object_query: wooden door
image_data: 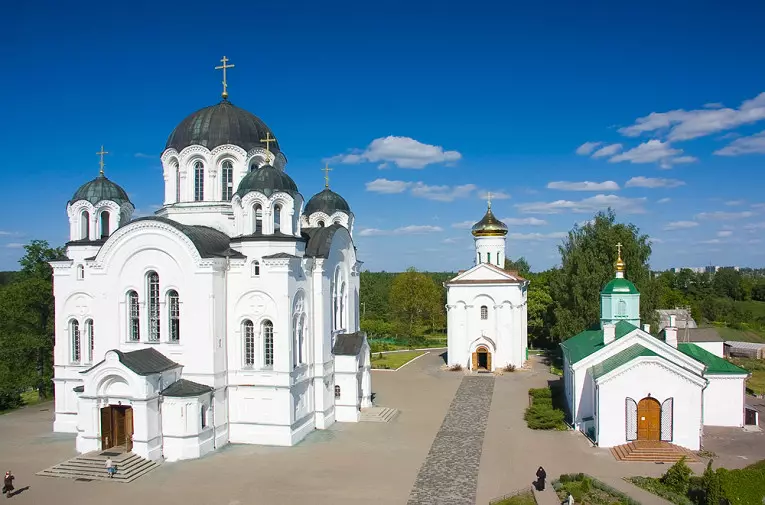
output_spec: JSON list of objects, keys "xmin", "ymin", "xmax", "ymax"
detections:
[
  {"xmin": 486, "ymin": 352, "xmax": 492, "ymax": 371},
  {"xmin": 471, "ymin": 352, "xmax": 478, "ymax": 370},
  {"xmin": 101, "ymin": 407, "xmax": 113, "ymax": 449},
  {"xmin": 125, "ymin": 407, "xmax": 134, "ymax": 452},
  {"xmin": 637, "ymin": 397, "xmax": 661, "ymax": 441},
  {"xmin": 113, "ymin": 407, "xmax": 126, "ymax": 447}
]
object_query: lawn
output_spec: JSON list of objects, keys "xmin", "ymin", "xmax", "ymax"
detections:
[
  {"xmin": 0, "ymin": 390, "xmax": 46, "ymax": 415},
  {"xmin": 731, "ymin": 357, "xmax": 765, "ymax": 396},
  {"xmin": 369, "ymin": 335, "xmax": 447, "ymax": 353},
  {"xmin": 370, "ymin": 350, "xmax": 425, "ymax": 370},
  {"xmin": 553, "ymin": 474, "xmax": 638, "ymax": 505},
  {"xmin": 712, "ymin": 325, "xmax": 765, "ymax": 344},
  {"xmin": 491, "ymin": 490, "xmax": 536, "ymax": 505}
]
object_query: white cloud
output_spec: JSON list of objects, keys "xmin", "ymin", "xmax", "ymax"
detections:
[
  {"xmin": 657, "ymin": 198, "xmax": 671, "ymax": 204},
  {"xmin": 442, "ymin": 237, "xmax": 462, "ymax": 244},
  {"xmin": 725, "ymin": 200, "xmax": 745, "ymax": 206},
  {"xmin": 0, "ymin": 231, "xmax": 14, "ymax": 236},
  {"xmin": 695, "ymin": 211, "xmax": 754, "ymax": 221},
  {"xmin": 714, "ymin": 130, "xmax": 765, "ymax": 156},
  {"xmin": 327, "ymin": 136, "xmax": 461, "ymax": 169},
  {"xmin": 717, "ymin": 230, "xmax": 733, "ymax": 237},
  {"xmin": 591, "ymin": 143, "xmax": 623, "ymax": 158},
  {"xmin": 365, "ymin": 178, "xmax": 411, "ymax": 194},
  {"xmin": 618, "ymin": 92, "xmax": 765, "ymax": 141},
  {"xmin": 576, "ymin": 142, "xmax": 601, "ymax": 155},
  {"xmin": 664, "ymin": 221, "xmax": 698, "ymax": 231},
  {"xmin": 358, "ymin": 225, "xmax": 443, "ymax": 237},
  {"xmin": 608, "ymin": 140, "xmax": 695, "ymax": 168},
  {"xmin": 744, "ymin": 222, "xmax": 765, "ymax": 230},
  {"xmin": 507, "ymin": 232, "xmax": 567, "ymax": 241},
  {"xmin": 4, "ymin": 243, "xmax": 24, "ymax": 249},
  {"xmin": 134, "ymin": 152, "xmax": 154, "ymax": 159},
  {"xmin": 410, "ymin": 182, "xmax": 477, "ymax": 202},
  {"xmin": 516, "ymin": 194, "xmax": 647, "ymax": 214},
  {"xmin": 478, "ymin": 190, "xmax": 511, "ymax": 200},
  {"xmin": 624, "ymin": 176, "xmax": 685, "ymax": 189},
  {"xmin": 704, "ymin": 103, "xmax": 724, "ymax": 109},
  {"xmin": 547, "ymin": 180, "xmax": 620, "ymax": 191},
  {"xmin": 451, "ymin": 216, "xmax": 548, "ymax": 229},
  {"xmin": 699, "ymin": 239, "xmax": 722, "ymax": 244},
  {"xmin": 577, "ymin": 219, "xmax": 595, "ymax": 227}
]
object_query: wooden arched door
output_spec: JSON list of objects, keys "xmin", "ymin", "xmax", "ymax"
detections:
[{"xmin": 637, "ymin": 397, "xmax": 661, "ymax": 441}]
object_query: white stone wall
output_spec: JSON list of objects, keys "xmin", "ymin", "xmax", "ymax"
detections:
[
  {"xmin": 703, "ymin": 375, "xmax": 746, "ymax": 427},
  {"xmin": 692, "ymin": 341, "xmax": 724, "ymax": 357},
  {"xmin": 473, "ymin": 236, "xmax": 505, "ymax": 268}
]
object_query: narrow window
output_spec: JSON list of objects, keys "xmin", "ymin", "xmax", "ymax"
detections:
[
  {"xmin": 252, "ymin": 260, "xmax": 260, "ymax": 276},
  {"xmin": 77, "ymin": 264, "xmax": 85, "ymax": 280},
  {"xmin": 100, "ymin": 210, "xmax": 110, "ymax": 239},
  {"xmin": 221, "ymin": 160, "xmax": 233, "ymax": 201},
  {"xmin": 168, "ymin": 290, "xmax": 180, "ymax": 342},
  {"xmin": 194, "ymin": 161, "xmax": 204, "ymax": 201},
  {"xmin": 334, "ymin": 220, "xmax": 340, "ymax": 225},
  {"xmin": 334, "ymin": 385, "xmax": 341, "ymax": 399},
  {"xmin": 477, "ymin": 252, "xmax": 481, "ymax": 264},
  {"xmin": 487, "ymin": 252, "xmax": 491, "ymax": 264},
  {"xmin": 292, "ymin": 317, "xmax": 298, "ymax": 368},
  {"xmin": 80, "ymin": 210, "xmax": 90, "ymax": 240},
  {"xmin": 201, "ymin": 405, "xmax": 208, "ymax": 429},
  {"xmin": 263, "ymin": 320, "xmax": 274, "ymax": 367},
  {"xmin": 70, "ymin": 320, "xmax": 81, "ymax": 363},
  {"xmin": 273, "ymin": 204, "xmax": 281, "ymax": 233},
  {"xmin": 339, "ymin": 283, "xmax": 346, "ymax": 329},
  {"xmin": 480, "ymin": 305, "xmax": 488, "ymax": 320},
  {"xmin": 617, "ymin": 299, "xmax": 627, "ymax": 317},
  {"xmin": 174, "ymin": 162, "xmax": 181, "ymax": 202},
  {"xmin": 497, "ymin": 251, "xmax": 501, "ymax": 266},
  {"xmin": 254, "ymin": 204, "xmax": 263, "ymax": 233},
  {"xmin": 243, "ymin": 320, "xmax": 255, "ymax": 367},
  {"xmin": 298, "ymin": 315, "xmax": 305, "ymax": 365},
  {"xmin": 147, "ymin": 271, "xmax": 160, "ymax": 342},
  {"xmin": 128, "ymin": 290, "xmax": 140, "ymax": 341},
  {"xmin": 317, "ymin": 220, "xmax": 325, "ymax": 227},
  {"xmin": 86, "ymin": 319, "xmax": 94, "ymax": 363}
]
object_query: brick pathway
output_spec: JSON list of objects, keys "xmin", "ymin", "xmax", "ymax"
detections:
[{"xmin": 407, "ymin": 375, "xmax": 495, "ymax": 505}]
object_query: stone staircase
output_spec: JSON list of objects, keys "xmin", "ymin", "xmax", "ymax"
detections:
[
  {"xmin": 360, "ymin": 407, "xmax": 400, "ymax": 423},
  {"xmin": 610, "ymin": 441, "xmax": 698, "ymax": 463},
  {"xmin": 37, "ymin": 450, "xmax": 160, "ymax": 483}
]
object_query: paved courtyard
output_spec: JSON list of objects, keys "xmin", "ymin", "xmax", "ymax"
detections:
[{"xmin": 1, "ymin": 352, "xmax": 762, "ymax": 505}]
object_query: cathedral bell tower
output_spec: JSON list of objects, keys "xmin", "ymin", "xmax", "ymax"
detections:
[
  {"xmin": 470, "ymin": 193, "xmax": 508, "ymax": 268},
  {"xmin": 600, "ymin": 243, "xmax": 641, "ymax": 328}
]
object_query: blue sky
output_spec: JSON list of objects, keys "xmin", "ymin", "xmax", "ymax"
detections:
[{"xmin": 2, "ymin": 1, "xmax": 765, "ymax": 272}]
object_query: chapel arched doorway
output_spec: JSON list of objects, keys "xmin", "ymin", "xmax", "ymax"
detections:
[
  {"xmin": 101, "ymin": 405, "xmax": 134, "ymax": 452},
  {"xmin": 637, "ymin": 397, "xmax": 661, "ymax": 441},
  {"xmin": 472, "ymin": 345, "xmax": 492, "ymax": 371}
]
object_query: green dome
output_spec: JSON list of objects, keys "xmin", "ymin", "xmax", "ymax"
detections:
[
  {"xmin": 70, "ymin": 173, "xmax": 131, "ymax": 206},
  {"xmin": 601, "ymin": 277, "xmax": 639, "ymax": 295},
  {"xmin": 304, "ymin": 188, "xmax": 350, "ymax": 216},
  {"xmin": 235, "ymin": 165, "xmax": 299, "ymax": 198}
]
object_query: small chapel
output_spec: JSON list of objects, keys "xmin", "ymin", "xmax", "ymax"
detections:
[
  {"xmin": 561, "ymin": 246, "xmax": 748, "ymax": 451},
  {"xmin": 445, "ymin": 200, "xmax": 529, "ymax": 371},
  {"xmin": 49, "ymin": 58, "xmax": 372, "ymax": 462}
]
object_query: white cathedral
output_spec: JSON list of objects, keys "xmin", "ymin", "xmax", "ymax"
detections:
[
  {"xmin": 49, "ymin": 66, "xmax": 372, "ymax": 462},
  {"xmin": 446, "ymin": 203, "xmax": 529, "ymax": 371}
]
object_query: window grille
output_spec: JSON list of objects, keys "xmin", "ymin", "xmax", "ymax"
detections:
[
  {"xmin": 263, "ymin": 320, "xmax": 274, "ymax": 367},
  {"xmin": 221, "ymin": 160, "xmax": 233, "ymax": 201},
  {"xmin": 625, "ymin": 397, "xmax": 638, "ymax": 440},
  {"xmin": 128, "ymin": 290, "xmax": 140, "ymax": 341},
  {"xmin": 194, "ymin": 161, "xmax": 204, "ymax": 201},
  {"xmin": 147, "ymin": 272, "xmax": 160, "ymax": 341},
  {"xmin": 243, "ymin": 320, "xmax": 255, "ymax": 366},
  {"xmin": 168, "ymin": 290, "xmax": 180, "ymax": 342},
  {"xmin": 661, "ymin": 398, "xmax": 674, "ymax": 441},
  {"xmin": 480, "ymin": 306, "xmax": 488, "ymax": 320},
  {"xmin": 70, "ymin": 320, "xmax": 80, "ymax": 363}
]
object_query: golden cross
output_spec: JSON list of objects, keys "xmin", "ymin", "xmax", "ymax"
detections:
[
  {"xmin": 322, "ymin": 163, "xmax": 333, "ymax": 188},
  {"xmin": 486, "ymin": 191, "xmax": 492, "ymax": 209},
  {"xmin": 616, "ymin": 242, "xmax": 623, "ymax": 258},
  {"xmin": 215, "ymin": 56, "xmax": 235, "ymax": 99},
  {"xmin": 96, "ymin": 145, "xmax": 108, "ymax": 175},
  {"xmin": 260, "ymin": 132, "xmax": 276, "ymax": 154}
]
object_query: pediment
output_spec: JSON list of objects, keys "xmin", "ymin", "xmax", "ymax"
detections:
[{"xmin": 448, "ymin": 263, "xmax": 525, "ymax": 284}]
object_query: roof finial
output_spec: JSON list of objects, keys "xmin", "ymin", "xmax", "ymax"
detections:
[
  {"xmin": 486, "ymin": 191, "xmax": 492, "ymax": 210},
  {"xmin": 615, "ymin": 242, "xmax": 626, "ymax": 276},
  {"xmin": 260, "ymin": 132, "xmax": 276, "ymax": 155},
  {"xmin": 96, "ymin": 145, "xmax": 108, "ymax": 176},
  {"xmin": 322, "ymin": 163, "xmax": 333, "ymax": 188},
  {"xmin": 215, "ymin": 56, "xmax": 235, "ymax": 100}
]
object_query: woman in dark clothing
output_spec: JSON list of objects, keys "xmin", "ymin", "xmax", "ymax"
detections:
[
  {"xmin": 535, "ymin": 466, "xmax": 547, "ymax": 491},
  {"xmin": 3, "ymin": 471, "xmax": 14, "ymax": 498}
]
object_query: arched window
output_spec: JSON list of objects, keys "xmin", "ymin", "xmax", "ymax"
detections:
[
  {"xmin": 292, "ymin": 316, "xmax": 298, "ymax": 367},
  {"xmin": 221, "ymin": 160, "xmax": 233, "ymax": 201},
  {"xmin": 128, "ymin": 290, "xmax": 140, "ymax": 341},
  {"xmin": 487, "ymin": 252, "xmax": 492, "ymax": 264},
  {"xmin": 86, "ymin": 319, "xmax": 94, "ymax": 364},
  {"xmin": 243, "ymin": 320, "xmax": 255, "ymax": 367},
  {"xmin": 80, "ymin": 210, "xmax": 90, "ymax": 240},
  {"xmin": 100, "ymin": 211, "xmax": 110, "ymax": 239},
  {"xmin": 168, "ymin": 290, "xmax": 180, "ymax": 342},
  {"xmin": 334, "ymin": 385, "xmax": 341, "ymax": 399},
  {"xmin": 70, "ymin": 319, "xmax": 81, "ymax": 363},
  {"xmin": 194, "ymin": 161, "xmax": 204, "ymax": 201},
  {"xmin": 497, "ymin": 251, "xmax": 501, "ymax": 266},
  {"xmin": 317, "ymin": 220, "xmax": 325, "ymax": 227},
  {"xmin": 339, "ymin": 282, "xmax": 346, "ymax": 329},
  {"xmin": 254, "ymin": 204, "xmax": 263, "ymax": 233},
  {"xmin": 477, "ymin": 252, "xmax": 481, "ymax": 264},
  {"xmin": 252, "ymin": 260, "xmax": 260, "ymax": 277},
  {"xmin": 76, "ymin": 264, "xmax": 85, "ymax": 280},
  {"xmin": 250, "ymin": 162, "xmax": 258, "ymax": 172},
  {"xmin": 263, "ymin": 320, "xmax": 274, "ymax": 367},
  {"xmin": 617, "ymin": 299, "xmax": 627, "ymax": 317},
  {"xmin": 201, "ymin": 405, "xmax": 208, "ymax": 429},
  {"xmin": 147, "ymin": 271, "xmax": 160, "ymax": 341},
  {"xmin": 480, "ymin": 305, "xmax": 488, "ymax": 320},
  {"xmin": 273, "ymin": 204, "xmax": 282, "ymax": 233},
  {"xmin": 298, "ymin": 315, "xmax": 305, "ymax": 365},
  {"xmin": 174, "ymin": 161, "xmax": 181, "ymax": 202},
  {"xmin": 334, "ymin": 220, "xmax": 340, "ymax": 225}
]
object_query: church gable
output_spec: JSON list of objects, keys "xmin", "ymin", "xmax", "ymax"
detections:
[
  {"xmin": 561, "ymin": 320, "xmax": 638, "ymax": 364},
  {"xmin": 447, "ymin": 263, "xmax": 525, "ymax": 284}
]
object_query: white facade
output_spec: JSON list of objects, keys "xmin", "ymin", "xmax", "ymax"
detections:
[
  {"xmin": 50, "ymin": 96, "xmax": 372, "ymax": 462},
  {"xmin": 702, "ymin": 375, "xmax": 747, "ymax": 427}
]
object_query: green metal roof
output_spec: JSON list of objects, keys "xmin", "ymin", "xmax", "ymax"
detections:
[
  {"xmin": 70, "ymin": 174, "xmax": 131, "ymax": 206},
  {"xmin": 601, "ymin": 277, "xmax": 639, "ymax": 295},
  {"xmin": 235, "ymin": 164, "xmax": 299, "ymax": 198},
  {"xmin": 590, "ymin": 344, "xmax": 660, "ymax": 379},
  {"xmin": 560, "ymin": 320, "xmax": 639, "ymax": 364},
  {"xmin": 678, "ymin": 343, "xmax": 749, "ymax": 375}
]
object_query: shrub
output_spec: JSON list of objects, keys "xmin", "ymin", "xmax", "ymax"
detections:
[
  {"xmin": 504, "ymin": 364, "xmax": 516, "ymax": 372},
  {"xmin": 528, "ymin": 388, "xmax": 552, "ymax": 399},
  {"xmin": 448, "ymin": 363, "xmax": 463, "ymax": 371},
  {"xmin": 554, "ymin": 474, "xmax": 640, "ymax": 505},
  {"xmin": 717, "ymin": 463, "xmax": 765, "ymax": 505},
  {"xmin": 628, "ymin": 476, "xmax": 694, "ymax": 505},
  {"xmin": 524, "ymin": 403, "xmax": 565, "ymax": 430},
  {"xmin": 662, "ymin": 457, "xmax": 693, "ymax": 495}
]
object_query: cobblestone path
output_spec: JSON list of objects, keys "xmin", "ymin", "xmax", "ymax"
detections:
[{"xmin": 407, "ymin": 375, "xmax": 495, "ymax": 505}]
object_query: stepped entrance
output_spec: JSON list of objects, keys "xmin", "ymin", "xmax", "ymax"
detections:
[
  {"xmin": 101, "ymin": 405, "xmax": 133, "ymax": 452},
  {"xmin": 472, "ymin": 346, "xmax": 492, "ymax": 371}
]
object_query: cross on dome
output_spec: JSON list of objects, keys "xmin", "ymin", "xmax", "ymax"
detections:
[
  {"xmin": 322, "ymin": 163, "xmax": 333, "ymax": 188},
  {"xmin": 215, "ymin": 56, "xmax": 235, "ymax": 100},
  {"xmin": 260, "ymin": 132, "xmax": 276, "ymax": 154},
  {"xmin": 96, "ymin": 145, "xmax": 108, "ymax": 175}
]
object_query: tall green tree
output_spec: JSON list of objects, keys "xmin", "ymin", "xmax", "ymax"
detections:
[
  {"xmin": 504, "ymin": 257, "xmax": 531, "ymax": 277},
  {"xmin": 550, "ymin": 209, "xmax": 659, "ymax": 339},
  {"xmin": 389, "ymin": 267, "xmax": 441, "ymax": 334}
]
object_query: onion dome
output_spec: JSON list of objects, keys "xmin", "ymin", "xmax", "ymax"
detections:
[
  {"xmin": 602, "ymin": 277, "xmax": 639, "ymax": 295},
  {"xmin": 471, "ymin": 205, "xmax": 508, "ymax": 237},
  {"xmin": 165, "ymin": 100, "xmax": 280, "ymax": 154},
  {"xmin": 70, "ymin": 173, "xmax": 131, "ymax": 206},
  {"xmin": 304, "ymin": 188, "xmax": 351, "ymax": 216},
  {"xmin": 235, "ymin": 165, "xmax": 298, "ymax": 198}
]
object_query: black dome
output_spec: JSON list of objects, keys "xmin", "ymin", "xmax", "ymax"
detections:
[
  {"xmin": 304, "ymin": 188, "xmax": 351, "ymax": 216},
  {"xmin": 236, "ymin": 165, "xmax": 299, "ymax": 198},
  {"xmin": 70, "ymin": 173, "xmax": 131, "ymax": 206},
  {"xmin": 165, "ymin": 100, "xmax": 281, "ymax": 153}
]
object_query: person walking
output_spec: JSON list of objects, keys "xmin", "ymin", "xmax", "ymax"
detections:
[
  {"xmin": 535, "ymin": 466, "xmax": 547, "ymax": 491},
  {"xmin": 3, "ymin": 471, "xmax": 14, "ymax": 498},
  {"xmin": 105, "ymin": 458, "xmax": 116, "ymax": 479}
]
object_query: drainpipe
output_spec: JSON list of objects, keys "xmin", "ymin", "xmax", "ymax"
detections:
[
  {"xmin": 699, "ymin": 377, "xmax": 709, "ymax": 448},
  {"xmin": 158, "ymin": 372, "xmax": 165, "ymax": 459},
  {"xmin": 211, "ymin": 391, "xmax": 216, "ymax": 450}
]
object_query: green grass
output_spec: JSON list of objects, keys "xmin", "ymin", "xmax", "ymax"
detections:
[
  {"xmin": 553, "ymin": 474, "xmax": 639, "ymax": 505},
  {"xmin": 734, "ymin": 300, "xmax": 765, "ymax": 319},
  {"xmin": 491, "ymin": 490, "xmax": 536, "ymax": 505},
  {"xmin": 712, "ymin": 325, "xmax": 765, "ymax": 344},
  {"xmin": 370, "ymin": 350, "xmax": 425, "ymax": 370},
  {"xmin": 731, "ymin": 357, "xmax": 765, "ymax": 396},
  {"xmin": 0, "ymin": 390, "xmax": 47, "ymax": 415}
]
